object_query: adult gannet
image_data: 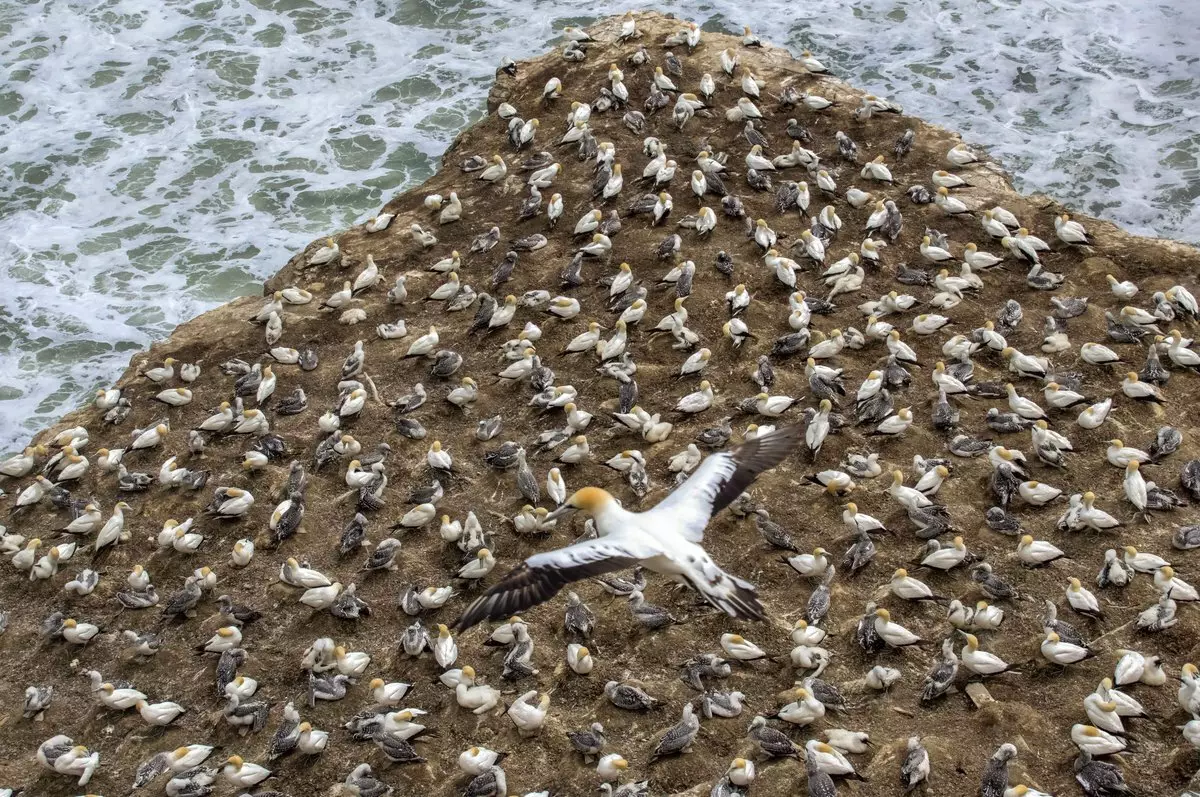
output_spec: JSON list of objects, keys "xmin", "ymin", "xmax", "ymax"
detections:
[{"xmin": 454, "ymin": 425, "xmax": 802, "ymax": 629}]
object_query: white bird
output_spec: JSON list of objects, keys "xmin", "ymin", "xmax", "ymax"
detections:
[
  {"xmin": 1055, "ymin": 213, "xmax": 1092, "ymax": 245},
  {"xmin": 1067, "ymin": 578, "xmax": 1103, "ymax": 618},
  {"xmin": 200, "ymin": 626, "xmax": 242, "ymax": 654},
  {"xmin": 459, "ymin": 746, "xmax": 503, "ymax": 776},
  {"xmin": 455, "ymin": 666, "xmax": 501, "ymax": 713},
  {"xmin": 873, "ymin": 608, "xmax": 922, "ymax": 647},
  {"xmin": 1124, "ymin": 462, "xmax": 1148, "ymax": 514},
  {"xmin": 805, "ymin": 740, "xmax": 861, "ymax": 779},
  {"xmin": 963, "ymin": 243, "xmax": 1003, "ymax": 269},
  {"xmin": 508, "ymin": 690, "xmax": 549, "ymax": 736},
  {"xmin": 960, "ymin": 633, "xmax": 1012, "ymax": 677},
  {"xmin": 453, "ymin": 426, "xmax": 802, "ymax": 629},
  {"xmin": 1041, "ymin": 631, "xmax": 1093, "ymax": 665},
  {"xmin": 1081, "ymin": 342, "xmax": 1123, "ymax": 366},
  {"xmin": 922, "ymin": 537, "xmax": 968, "ymax": 571},
  {"xmin": 1155, "ymin": 565, "xmax": 1198, "ymax": 601},
  {"xmin": 784, "ymin": 543, "xmax": 830, "ymax": 578},
  {"xmin": 721, "ymin": 633, "xmax": 766, "ymax": 661},
  {"xmin": 887, "ymin": 470, "xmax": 932, "ymax": 510},
  {"xmin": 222, "ymin": 755, "xmax": 271, "ymax": 788},
  {"xmin": 458, "ymin": 549, "xmax": 496, "ymax": 580},
  {"xmin": 1107, "ymin": 274, "xmax": 1138, "ymax": 299},
  {"xmin": 1019, "ymin": 481, "xmax": 1062, "ymax": 506},
  {"xmin": 1071, "ymin": 724, "xmax": 1125, "ymax": 756},
  {"xmin": 860, "ymin": 156, "xmax": 893, "ymax": 183},
  {"xmin": 1077, "ymin": 398, "xmax": 1112, "ymax": 429},
  {"xmin": 778, "ymin": 687, "xmax": 825, "ymax": 726},
  {"xmin": 547, "ymin": 468, "xmax": 567, "ymax": 506},
  {"xmin": 946, "ymin": 143, "xmax": 979, "ymax": 166},
  {"xmin": 1017, "ymin": 534, "xmax": 1067, "ymax": 566},
  {"xmin": 62, "ymin": 618, "xmax": 98, "ymax": 644},
  {"xmin": 1079, "ymin": 492, "xmax": 1120, "ymax": 532},
  {"xmin": 96, "ymin": 680, "xmax": 146, "ymax": 709},
  {"xmin": 890, "ymin": 568, "xmax": 941, "ymax": 602},
  {"xmin": 300, "ymin": 582, "xmax": 342, "ymax": 610},
  {"xmin": 872, "ymin": 408, "xmax": 913, "ymax": 437},
  {"xmin": 567, "ymin": 643, "xmax": 593, "ymax": 674},
  {"xmin": 676, "ymin": 381, "xmax": 714, "ymax": 413},
  {"xmin": 280, "ymin": 557, "xmax": 331, "ymax": 588},
  {"xmin": 137, "ymin": 699, "xmax": 186, "ymax": 726},
  {"xmin": 866, "ymin": 666, "xmax": 902, "ymax": 690}
]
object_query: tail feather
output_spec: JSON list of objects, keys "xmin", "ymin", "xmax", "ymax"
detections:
[{"xmin": 690, "ymin": 570, "xmax": 766, "ymax": 622}]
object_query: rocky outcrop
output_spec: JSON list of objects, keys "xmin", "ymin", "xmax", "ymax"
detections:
[{"xmin": 2, "ymin": 11, "xmax": 1199, "ymax": 797}]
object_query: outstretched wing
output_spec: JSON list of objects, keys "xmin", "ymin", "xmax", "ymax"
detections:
[
  {"xmin": 645, "ymin": 424, "xmax": 803, "ymax": 542},
  {"xmin": 453, "ymin": 536, "xmax": 663, "ymax": 631}
]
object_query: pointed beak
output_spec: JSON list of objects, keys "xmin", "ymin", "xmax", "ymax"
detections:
[{"xmin": 545, "ymin": 504, "xmax": 576, "ymax": 522}]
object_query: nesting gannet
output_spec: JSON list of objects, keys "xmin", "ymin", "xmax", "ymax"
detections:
[
  {"xmin": 1072, "ymin": 724, "xmax": 1126, "ymax": 756},
  {"xmin": 1041, "ymin": 631, "xmax": 1094, "ymax": 666}
]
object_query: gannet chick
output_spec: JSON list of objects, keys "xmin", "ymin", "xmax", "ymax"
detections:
[
  {"xmin": 23, "ymin": 685, "xmax": 53, "ymax": 720},
  {"xmin": 650, "ymin": 702, "xmax": 700, "ymax": 762},
  {"xmin": 567, "ymin": 721, "xmax": 606, "ymax": 762},
  {"xmin": 746, "ymin": 714, "xmax": 802, "ymax": 760}
]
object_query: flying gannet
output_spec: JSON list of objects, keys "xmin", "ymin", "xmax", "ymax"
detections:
[{"xmin": 453, "ymin": 425, "xmax": 803, "ymax": 629}]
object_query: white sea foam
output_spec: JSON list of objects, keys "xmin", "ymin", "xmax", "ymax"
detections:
[{"xmin": 0, "ymin": 0, "xmax": 1196, "ymax": 450}]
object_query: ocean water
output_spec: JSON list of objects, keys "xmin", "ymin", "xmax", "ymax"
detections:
[{"xmin": 0, "ymin": 0, "xmax": 1197, "ymax": 452}]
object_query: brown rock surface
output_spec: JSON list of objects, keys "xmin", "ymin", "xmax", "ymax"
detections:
[{"xmin": 2, "ymin": 11, "xmax": 1200, "ymax": 797}]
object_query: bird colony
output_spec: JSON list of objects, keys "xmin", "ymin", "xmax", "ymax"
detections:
[{"xmin": 3, "ymin": 11, "xmax": 1200, "ymax": 797}]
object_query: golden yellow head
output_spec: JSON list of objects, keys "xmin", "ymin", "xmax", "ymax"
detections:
[{"xmin": 566, "ymin": 486, "xmax": 614, "ymax": 512}]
